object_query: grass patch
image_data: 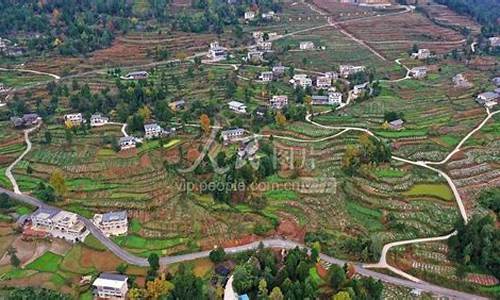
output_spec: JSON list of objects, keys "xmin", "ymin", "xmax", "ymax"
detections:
[
  {"xmin": 83, "ymin": 235, "xmax": 107, "ymax": 251},
  {"xmin": 403, "ymin": 183, "xmax": 453, "ymax": 201},
  {"xmin": 309, "ymin": 267, "xmax": 324, "ymax": 285},
  {"xmin": 163, "ymin": 139, "xmax": 181, "ymax": 149},
  {"xmin": 26, "ymin": 251, "xmax": 62, "ymax": 273},
  {"xmin": 373, "ymin": 168, "xmax": 405, "ymax": 178},
  {"xmin": 264, "ymin": 190, "xmax": 298, "ymax": 201},
  {"xmin": 374, "ymin": 129, "xmax": 427, "ymax": 138},
  {"xmin": 129, "ymin": 219, "xmax": 142, "ymax": 234},
  {"xmin": 113, "ymin": 235, "xmax": 185, "ymax": 250},
  {"xmin": 346, "ymin": 201, "xmax": 383, "ymax": 231}
]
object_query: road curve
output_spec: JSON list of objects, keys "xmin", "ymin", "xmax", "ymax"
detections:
[{"xmin": 0, "ymin": 187, "xmax": 487, "ymax": 299}]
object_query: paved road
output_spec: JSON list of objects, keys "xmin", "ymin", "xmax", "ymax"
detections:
[{"xmin": 0, "ymin": 187, "xmax": 488, "ymax": 299}]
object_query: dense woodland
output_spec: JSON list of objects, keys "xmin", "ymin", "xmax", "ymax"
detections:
[
  {"xmin": 0, "ymin": 0, "xmax": 281, "ymax": 56},
  {"xmin": 434, "ymin": 0, "xmax": 500, "ymax": 34}
]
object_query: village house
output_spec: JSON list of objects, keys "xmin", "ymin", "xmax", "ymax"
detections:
[
  {"xmin": 221, "ymin": 128, "xmax": 246, "ymax": 144},
  {"xmin": 93, "ymin": 211, "xmax": 128, "ymax": 236},
  {"xmin": 64, "ymin": 113, "xmax": 84, "ymax": 127},
  {"xmin": 411, "ymin": 48, "xmax": 431, "ymax": 60},
  {"xmin": 228, "ymin": 101, "xmax": 247, "ymax": 113},
  {"xmin": 388, "ymin": 119, "xmax": 404, "ymax": 130},
  {"xmin": 353, "ymin": 82, "xmax": 368, "ymax": 96},
  {"xmin": 316, "ymin": 75, "xmax": 332, "ymax": 89},
  {"xmin": 262, "ymin": 11, "xmax": 276, "ymax": 20},
  {"xmin": 244, "ymin": 11, "xmax": 256, "ymax": 20},
  {"xmin": 119, "ymin": 136, "xmax": 137, "ymax": 150},
  {"xmin": 325, "ymin": 71, "xmax": 339, "ymax": 81},
  {"xmin": 272, "ymin": 65, "xmax": 286, "ymax": 77},
  {"xmin": 169, "ymin": 99, "xmax": 186, "ymax": 111},
  {"xmin": 290, "ymin": 74, "xmax": 312, "ymax": 89},
  {"xmin": 121, "ymin": 71, "xmax": 149, "ymax": 80},
  {"xmin": 237, "ymin": 139, "xmax": 259, "ymax": 160},
  {"xmin": 259, "ymin": 71, "xmax": 273, "ymax": 82},
  {"xmin": 10, "ymin": 113, "xmax": 41, "ymax": 128},
  {"xmin": 328, "ymin": 92, "xmax": 343, "ymax": 105},
  {"xmin": 452, "ymin": 73, "xmax": 472, "ymax": 88},
  {"xmin": 30, "ymin": 208, "xmax": 89, "ymax": 243},
  {"xmin": 476, "ymin": 92, "xmax": 499, "ymax": 107},
  {"xmin": 144, "ymin": 123, "xmax": 163, "ymax": 139},
  {"xmin": 247, "ymin": 51, "xmax": 264, "ymax": 63},
  {"xmin": 92, "ymin": 273, "xmax": 128, "ymax": 299},
  {"xmin": 299, "ymin": 41, "xmax": 315, "ymax": 50},
  {"xmin": 257, "ymin": 41, "xmax": 272, "ymax": 51},
  {"xmin": 492, "ymin": 77, "xmax": 500, "ymax": 87},
  {"xmin": 311, "ymin": 95, "xmax": 329, "ymax": 105},
  {"xmin": 409, "ymin": 67, "xmax": 427, "ymax": 79},
  {"xmin": 270, "ymin": 95, "xmax": 288, "ymax": 109},
  {"xmin": 489, "ymin": 37, "xmax": 500, "ymax": 48},
  {"xmin": 90, "ymin": 113, "xmax": 109, "ymax": 127},
  {"xmin": 0, "ymin": 83, "xmax": 8, "ymax": 93},
  {"xmin": 252, "ymin": 31, "xmax": 263, "ymax": 41},
  {"xmin": 208, "ymin": 41, "xmax": 227, "ymax": 61},
  {"xmin": 339, "ymin": 65, "xmax": 366, "ymax": 78}
]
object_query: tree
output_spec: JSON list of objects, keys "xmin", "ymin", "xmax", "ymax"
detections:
[
  {"xmin": 7, "ymin": 247, "xmax": 20, "ymax": 267},
  {"xmin": 232, "ymin": 265, "xmax": 254, "ymax": 294},
  {"xmin": 116, "ymin": 263, "xmax": 128, "ymax": 274},
  {"xmin": 275, "ymin": 111, "xmax": 287, "ymax": 127},
  {"xmin": 200, "ymin": 114, "xmax": 211, "ymax": 135},
  {"xmin": 128, "ymin": 287, "xmax": 146, "ymax": 300},
  {"xmin": 170, "ymin": 264, "xmax": 204, "ymax": 299},
  {"xmin": 329, "ymin": 265, "xmax": 346, "ymax": 292},
  {"xmin": 258, "ymin": 278, "xmax": 268, "ymax": 299},
  {"xmin": 26, "ymin": 164, "xmax": 33, "ymax": 175},
  {"xmin": 148, "ymin": 253, "xmax": 160, "ymax": 272},
  {"xmin": 138, "ymin": 105, "xmax": 152, "ymax": 121},
  {"xmin": 49, "ymin": 170, "xmax": 67, "ymax": 196},
  {"xmin": 146, "ymin": 277, "xmax": 174, "ymax": 299},
  {"xmin": 209, "ymin": 246, "xmax": 226, "ymax": 263},
  {"xmin": 333, "ymin": 291, "xmax": 352, "ymax": 300},
  {"xmin": 44, "ymin": 131, "xmax": 52, "ymax": 144},
  {"xmin": 269, "ymin": 287, "xmax": 284, "ymax": 300}
]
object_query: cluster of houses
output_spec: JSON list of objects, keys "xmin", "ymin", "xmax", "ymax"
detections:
[
  {"xmin": 339, "ymin": 65, "xmax": 366, "ymax": 78},
  {"xmin": 0, "ymin": 37, "xmax": 24, "ymax": 57},
  {"xmin": 25, "ymin": 208, "xmax": 129, "ymax": 243},
  {"xmin": 411, "ymin": 48, "xmax": 431, "ymax": 60},
  {"xmin": 208, "ymin": 41, "xmax": 228, "ymax": 62},
  {"xmin": 10, "ymin": 113, "xmax": 41, "ymax": 128},
  {"xmin": 244, "ymin": 10, "xmax": 277, "ymax": 21}
]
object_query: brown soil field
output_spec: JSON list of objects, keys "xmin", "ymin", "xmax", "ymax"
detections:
[{"xmin": 80, "ymin": 247, "xmax": 123, "ymax": 272}]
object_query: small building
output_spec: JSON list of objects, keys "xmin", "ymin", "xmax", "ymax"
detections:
[
  {"xmin": 409, "ymin": 67, "xmax": 427, "ymax": 79},
  {"xmin": 411, "ymin": 48, "xmax": 431, "ymax": 60},
  {"xmin": 339, "ymin": 65, "xmax": 366, "ymax": 78},
  {"xmin": 237, "ymin": 139, "xmax": 259, "ymax": 160},
  {"xmin": 388, "ymin": 119, "xmax": 404, "ymax": 130},
  {"xmin": 259, "ymin": 71, "xmax": 273, "ymax": 82},
  {"xmin": 290, "ymin": 74, "xmax": 312, "ymax": 89},
  {"xmin": 252, "ymin": 31, "xmax": 263, "ymax": 41},
  {"xmin": 244, "ymin": 11, "xmax": 256, "ymax": 20},
  {"xmin": 144, "ymin": 123, "xmax": 163, "ymax": 139},
  {"xmin": 299, "ymin": 41, "xmax": 315, "ymax": 50},
  {"xmin": 452, "ymin": 73, "xmax": 471, "ymax": 88},
  {"xmin": 10, "ymin": 113, "xmax": 41, "ymax": 128},
  {"xmin": 93, "ymin": 211, "xmax": 128, "ymax": 236},
  {"xmin": 257, "ymin": 41, "xmax": 272, "ymax": 51},
  {"xmin": 64, "ymin": 113, "xmax": 84, "ymax": 127},
  {"xmin": 31, "ymin": 209, "xmax": 89, "ymax": 243},
  {"xmin": 492, "ymin": 77, "xmax": 500, "ymax": 87},
  {"xmin": 119, "ymin": 136, "xmax": 137, "ymax": 150},
  {"xmin": 328, "ymin": 92, "xmax": 343, "ymax": 105},
  {"xmin": 270, "ymin": 95, "xmax": 288, "ymax": 109},
  {"xmin": 90, "ymin": 113, "xmax": 109, "ymax": 127},
  {"xmin": 272, "ymin": 65, "xmax": 286, "ymax": 77},
  {"xmin": 353, "ymin": 82, "xmax": 368, "ymax": 95},
  {"xmin": 228, "ymin": 101, "xmax": 247, "ymax": 114},
  {"xmin": 488, "ymin": 37, "xmax": 500, "ymax": 48},
  {"xmin": 121, "ymin": 71, "xmax": 149, "ymax": 80},
  {"xmin": 221, "ymin": 128, "xmax": 245, "ymax": 144},
  {"xmin": 325, "ymin": 71, "xmax": 339, "ymax": 81},
  {"xmin": 316, "ymin": 76, "xmax": 332, "ymax": 89},
  {"xmin": 208, "ymin": 41, "xmax": 227, "ymax": 61},
  {"xmin": 476, "ymin": 92, "xmax": 499, "ymax": 105},
  {"xmin": 262, "ymin": 11, "xmax": 275, "ymax": 20},
  {"xmin": 169, "ymin": 99, "xmax": 186, "ymax": 111},
  {"xmin": 254, "ymin": 106, "xmax": 268, "ymax": 119},
  {"xmin": 92, "ymin": 273, "xmax": 128, "ymax": 299},
  {"xmin": 247, "ymin": 51, "xmax": 264, "ymax": 63}
]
